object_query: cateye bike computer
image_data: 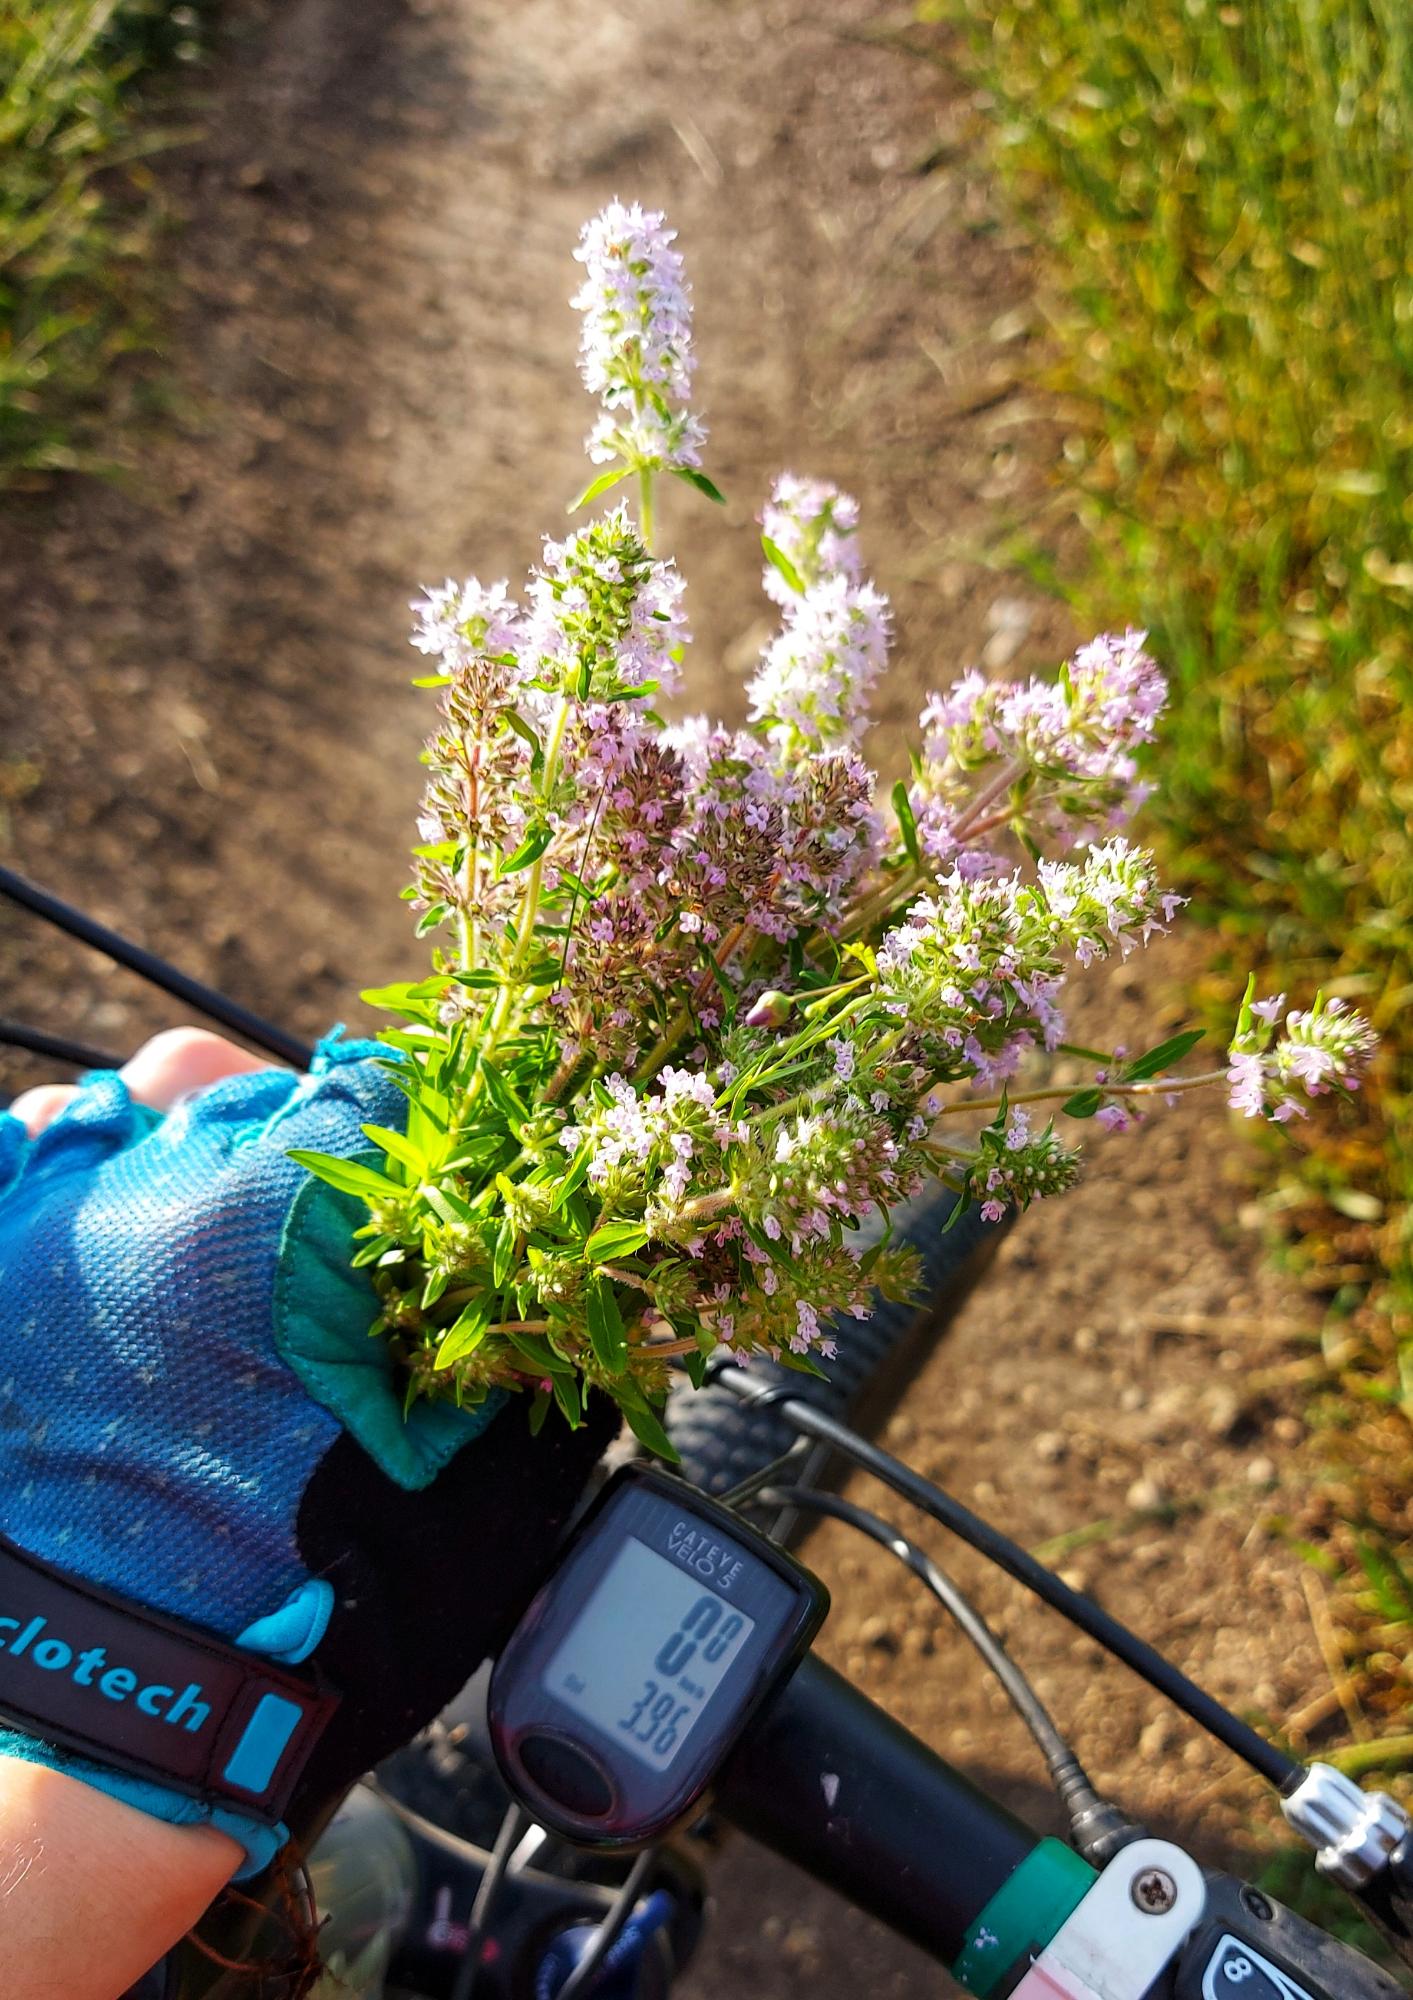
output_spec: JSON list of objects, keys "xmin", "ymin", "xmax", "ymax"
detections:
[{"xmin": 488, "ymin": 1465, "xmax": 828, "ymax": 1847}]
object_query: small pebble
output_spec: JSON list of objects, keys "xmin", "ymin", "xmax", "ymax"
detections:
[{"xmin": 858, "ymin": 1614, "xmax": 899, "ymax": 1654}]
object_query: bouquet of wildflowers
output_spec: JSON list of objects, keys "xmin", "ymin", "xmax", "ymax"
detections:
[{"xmin": 292, "ymin": 204, "xmax": 1377, "ymax": 1458}]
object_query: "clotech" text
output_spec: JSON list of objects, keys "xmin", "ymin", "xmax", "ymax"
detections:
[{"xmin": 0, "ymin": 1615, "xmax": 209, "ymax": 1731}]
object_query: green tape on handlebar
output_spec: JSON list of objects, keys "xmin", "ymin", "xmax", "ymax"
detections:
[{"xmin": 950, "ymin": 1838, "xmax": 1095, "ymax": 1997}]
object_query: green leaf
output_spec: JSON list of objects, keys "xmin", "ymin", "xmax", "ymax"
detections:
[
  {"xmin": 492, "ymin": 1215, "xmax": 517, "ymax": 1288},
  {"xmin": 500, "ymin": 824, "xmax": 554, "ymax": 875},
  {"xmin": 568, "ymin": 466, "xmax": 632, "ymax": 513},
  {"xmin": 775, "ymin": 1346, "xmax": 830, "ymax": 1381},
  {"xmin": 287, "ymin": 1151, "xmax": 403, "ymax": 1201},
  {"xmin": 350, "ymin": 1234, "xmax": 396, "ymax": 1268},
  {"xmin": 891, "ymin": 779, "xmax": 921, "ymax": 866},
  {"xmin": 528, "ymin": 1387, "xmax": 551, "ymax": 1437},
  {"xmin": 480, "ymin": 1061, "xmax": 530, "ymax": 1124},
  {"xmin": 521, "ymin": 951, "xmax": 565, "ymax": 982},
  {"xmin": 622, "ymin": 1400, "xmax": 680, "ymax": 1462},
  {"xmin": 503, "ymin": 709, "xmax": 544, "ymax": 772},
  {"xmin": 760, "ymin": 533, "xmax": 805, "ymax": 594},
  {"xmin": 1235, "ymin": 972, "xmax": 1258, "ymax": 1043},
  {"xmin": 585, "ymin": 1220, "xmax": 650, "ymax": 1263},
  {"xmin": 550, "ymin": 1141, "xmax": 594, "ymax": 1212},
  {"xmin": 361, "ymin": 1124, "xmax": 428, "ymax": 1176},
  {"xmin": 421, "ymin": 1267, "xmax": 451, "ymax": 1308},
  {"xmin": 670, "ymin": 466, "xmax": 727, "ymax": 504},
  {"xmin": 506, "ymin": 1332, "xmax": 572, "ymax": 1376},
  {"xmin": 434, "ymin": 1301, "xmax": 491, "ymax": 1369},
  {"xmin": 415, "ymin": 902, "xmax": 451, "ymax": 938},
  {"xmin": 1062, "ymin": 1089, "xmax": 1103, "ymax": 1118},
  {"xmin": 1125, "ymin": 1030, "xmax": 1205, "ymax": 1080},
  {"xmin": 442, "ymin": 1135, "xmax": 509, "ymax": 1173},
  {"xmin": 376, "ymin": 1027, "xmax": 441, "ymax": 1054},
  {"xmin": 422, "ymin": 1182, "xmax": 478, "ymax": 1227},
  {"xmin": 585, "ymin": 1274, "xmax": 628, "ymax": 1374},
  {"xmin": 552, "ymin": 1372, "xmax": 583, "ymax": 1428},
  {"xmin": 603, "ymin": 680, "xmax": 661, "ymax": 705},
  {"xmin": 359, "ymin": 977, "xmax": 451, "ymax": 1017}
]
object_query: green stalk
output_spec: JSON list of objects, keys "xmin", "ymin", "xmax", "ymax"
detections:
[
  {"xmin": 507, "ymin": 696, "xmax": 571, "ymax": 981},
  {"xmin": 929, "ymin": 1068, "xmax": 1229, "ymax": 1120},
  {"xmin": 461, "ymin": 697, "xmax": 574, "ymax": 1121}
]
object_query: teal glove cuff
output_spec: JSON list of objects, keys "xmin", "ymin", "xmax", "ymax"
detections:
[{"xmin": 273, "ymin": 1175, "xmax": 504, "ymax": 1491}]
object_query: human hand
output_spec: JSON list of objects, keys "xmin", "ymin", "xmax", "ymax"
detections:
[{"xmin": 0, "ymin": 1028, "xmax": 616, "ymax": 1876}]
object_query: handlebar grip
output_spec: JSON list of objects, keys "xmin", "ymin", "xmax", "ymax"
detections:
[{"xmin": 714, "ymin": 1653, "xmax": 1041, "ymax": 1966}]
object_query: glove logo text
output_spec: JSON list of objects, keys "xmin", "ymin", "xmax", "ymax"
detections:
[{"xmin": 0, "ymin": 1614, "xmax": 209, "ymax": 1731}]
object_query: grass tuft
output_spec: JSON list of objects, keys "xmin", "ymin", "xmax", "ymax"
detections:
[{"xmin": 0, "ymin": 0, "xmax": 206, "ymax": 484}]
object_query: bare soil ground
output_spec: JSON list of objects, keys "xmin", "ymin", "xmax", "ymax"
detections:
[{"xmin": 0, "ymin": 1, "xmax": 1362, "ymax": 1991}]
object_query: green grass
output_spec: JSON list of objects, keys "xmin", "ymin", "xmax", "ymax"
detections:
[
  {"xmin": 920, "ymin": 0, "xmax": 1411, "ymax": 1310},
  {"xmin": 916, "ymin": 0, "xmax": 1413, "ymax": 1739},
  {"xmin": 0, "ymin": 0, "xmax": 205, "ymax": 482}
]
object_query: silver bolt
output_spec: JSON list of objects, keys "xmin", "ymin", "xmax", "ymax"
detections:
[{"xmin": 1130, "ymin": 1867, "xmax": 1178, "ymax": 1915}]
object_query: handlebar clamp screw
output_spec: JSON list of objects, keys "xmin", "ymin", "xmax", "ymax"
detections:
[{"xmin": 1130, "ymin": 1866, "xmax": 1178, "ymax": 1915}]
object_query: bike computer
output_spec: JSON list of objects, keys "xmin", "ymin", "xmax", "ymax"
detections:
[{"xmin": 488, "ymin": 1465, "xmax": 828, "ymax": 1847}]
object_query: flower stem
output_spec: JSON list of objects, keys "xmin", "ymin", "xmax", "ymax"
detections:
[
  {"xmin": 841, "ymin": 863, "xmax": 922, "ymax": 942},
  {"xmin": 638, "ymin": 468, "xmax": 656, "ymax": 553},
  {"xmin": 929, "ymin": 1068, "xmax": 1229, "ymax": 1119},
  {"xmin": 952, "ymin": 757, "xmax": 1023, "ymax": 840},
  {"xmin": 518, "ymin": 701, "xmax": 569, "ymax": 938}
]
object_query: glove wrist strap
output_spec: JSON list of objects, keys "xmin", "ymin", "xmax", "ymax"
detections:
[{"xmin": 0, "ymin": 1532, "xmax": 337, "ymax": 1826}]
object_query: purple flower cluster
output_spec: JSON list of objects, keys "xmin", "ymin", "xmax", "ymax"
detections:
[
  {"xmin": 760, "ymin": 473, "xmax": 863, "ymax": 605},
  {"xmin": 663, "ymin": 722, "xmax": 881, "ymax": 950},
  {"xmin": 968, "ymin": 1106, "xmax": 1080, "ymax": 1221},
  {"xmin": 910, "ymin": 628, "xmax": 1169, "ymax": 869},
  {"xmin": 1227, "ymin": 991, "xmax": 1377, "ymax": 1123},
  {"xmin": 874, "ymin": 840, "xmax": 1177, "ymax": 1092},
  {"xmin": 572, "ymin": 203, "xmax": 705, "ymax": 473},
  {"xmin": 746, "ymin": 475, "xmax": 891, "ymax": 755},
  {"xmin": 748, "ymin": 576, "xmax": 892, "ymax": 752},
  {"xmin": 553, "ymin": 1052, "xmax": 928, "ymax": 1364},
  {"xmin": 528, "ymin": 507, "xmax": 688, "ymax": 704},
  {"xmin": 366, "ymin": 204, "xmax": 1383, "ymax": 1430}
]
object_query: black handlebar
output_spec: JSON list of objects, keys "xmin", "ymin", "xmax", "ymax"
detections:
[
  {"xmin": 716, "ymin": 1653, "xmax": 1039, "ymax": 1967},
  {"xmin": 714, "ymin": 1654, "xmax": 1408, "ymax": 2000}
]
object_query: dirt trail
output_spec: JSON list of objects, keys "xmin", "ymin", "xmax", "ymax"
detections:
[{"xmin": 0, "ymin": 1, "xmax": 1347, "ymax": 1992}]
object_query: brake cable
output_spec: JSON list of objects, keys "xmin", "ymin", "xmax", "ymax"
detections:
[
  {"xmin": 0, "ymin": 863, "xmax": 312, "ymax": 1068},
  {"xmin": 707, "ymin": 1363, "xmax": 1301, "ymax": 1793},
  {"xmin": 0, "ymin": 1019, "xmax": 124, "ymax": 1073},
  {"xmin": 449, "ymin": 1800, "xmax": 531, "ymax": 2000},
  {"xmin": 747, "ymin": 1483, "xmax": 1140, "ymax": 1866}
]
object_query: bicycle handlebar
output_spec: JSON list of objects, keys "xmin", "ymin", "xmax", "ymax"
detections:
[
  {"xmin": 712, "ymin": 1652, "xmax": 1406, "ymax": 1999},
  {"xmin": 716, "ymin": 1652, "xmax": 1045, "ymax": 1966}
]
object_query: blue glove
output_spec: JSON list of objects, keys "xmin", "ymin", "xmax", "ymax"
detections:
[{"xmin": 0, "ymin": 1032, "xmax": 613, "ymax": 1874}]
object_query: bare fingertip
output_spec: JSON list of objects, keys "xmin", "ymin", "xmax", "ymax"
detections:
[
  {"xmin": 9, "ymin": 1084, "xmax": 80, "ymax": 1139},
  {"xmin": 120, "ymin": 1028, "xmax": 273, "ymax": 1111}
]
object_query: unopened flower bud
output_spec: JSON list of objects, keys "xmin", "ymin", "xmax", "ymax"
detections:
[{"xmin": 745, "ymin": 989, "xmax": 794, "ymax": 1030}]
